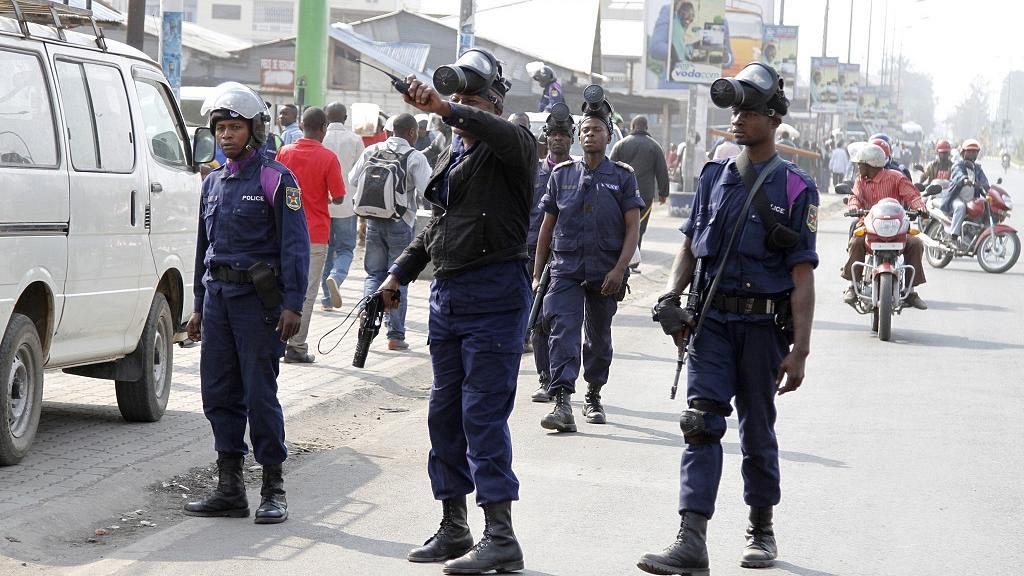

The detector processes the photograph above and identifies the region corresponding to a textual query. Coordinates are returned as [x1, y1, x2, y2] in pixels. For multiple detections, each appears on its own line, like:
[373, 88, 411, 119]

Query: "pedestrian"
[184, 82, 310, 524]
[639, 63, 818, 574]
[276, 107, 347, 364]
[348, 113, 431, 351]
[712, 138, 741, 160]
[610, 115, 670, 253]
[527, 105, 575, 403]
[535, 94, 643, 432]
[320, 102, 365, 312]
[277, 104, 301, 146]
[378, 49, 534, 573]
[414, 117, 432, 150]
[829, 139, 850, 191]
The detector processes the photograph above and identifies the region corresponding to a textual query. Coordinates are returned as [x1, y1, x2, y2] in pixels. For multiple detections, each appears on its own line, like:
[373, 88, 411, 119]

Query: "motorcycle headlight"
[1004, 194, 1014, 209]
[872, 218, 902, 238]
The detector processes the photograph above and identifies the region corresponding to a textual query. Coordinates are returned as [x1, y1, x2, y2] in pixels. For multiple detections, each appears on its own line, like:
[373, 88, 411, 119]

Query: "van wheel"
[116, 294, 172, 422]
[0, 314, 44, 465]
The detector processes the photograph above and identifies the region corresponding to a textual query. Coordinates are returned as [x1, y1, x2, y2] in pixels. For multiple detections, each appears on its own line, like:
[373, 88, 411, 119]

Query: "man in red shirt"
[842, 142, 928, 310]
[277, 107, 346, 363]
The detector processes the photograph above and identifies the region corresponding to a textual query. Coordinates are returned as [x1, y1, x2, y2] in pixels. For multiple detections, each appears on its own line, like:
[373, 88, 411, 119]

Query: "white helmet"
[201, 82, 270, 143]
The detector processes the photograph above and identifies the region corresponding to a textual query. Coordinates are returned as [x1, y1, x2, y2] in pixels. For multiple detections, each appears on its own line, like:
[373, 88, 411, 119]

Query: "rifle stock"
[527, 262, 551, 337]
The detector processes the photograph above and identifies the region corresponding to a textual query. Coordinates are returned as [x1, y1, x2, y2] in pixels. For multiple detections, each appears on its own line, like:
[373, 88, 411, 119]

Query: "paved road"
[2, 167, 1022, 575]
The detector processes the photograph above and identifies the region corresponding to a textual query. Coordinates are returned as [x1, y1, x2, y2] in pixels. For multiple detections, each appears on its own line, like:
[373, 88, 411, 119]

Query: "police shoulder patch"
[551, 89, 559, 97]
[806, 204, 818, 233]
[613, 160, 634, 173]
[285, 187, 302, 211]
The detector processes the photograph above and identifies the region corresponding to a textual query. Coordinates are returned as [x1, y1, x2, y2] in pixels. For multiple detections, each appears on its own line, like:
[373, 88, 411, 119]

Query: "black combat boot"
[183, 454, 249, 518]
[583, 382, 606, 424]
[540, 390, 576, 433]
[637, 511, 710, 576]
[740, 506, 777, 568]
[443, 501, 524, 574]
[254, 464, 288, 524]
[531, 373, 551, 403]
[408, 496, 474, 563]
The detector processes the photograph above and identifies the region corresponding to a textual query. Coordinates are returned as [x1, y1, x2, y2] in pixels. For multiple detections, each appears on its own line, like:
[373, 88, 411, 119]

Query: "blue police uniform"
[539, 81, 565, 113]
[540, 158, 645, 395]
[528, 157, 558, 383]
[678, 155, 818, 519]
[194, 146, 310, 466]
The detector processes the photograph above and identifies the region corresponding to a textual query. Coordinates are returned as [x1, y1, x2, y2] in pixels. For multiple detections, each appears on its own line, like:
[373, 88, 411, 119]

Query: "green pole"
[295, 0, 328, 108]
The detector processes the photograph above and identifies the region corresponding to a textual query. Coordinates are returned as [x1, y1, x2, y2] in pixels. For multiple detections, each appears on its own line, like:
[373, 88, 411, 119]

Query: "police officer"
[534, 93, 643, 432]
[532, 63, 565, 113]
[638, 63, 818, 574]
[529, 104, 575, 404]
[184, 82, 310, 525]
[378, 49, 535, 573]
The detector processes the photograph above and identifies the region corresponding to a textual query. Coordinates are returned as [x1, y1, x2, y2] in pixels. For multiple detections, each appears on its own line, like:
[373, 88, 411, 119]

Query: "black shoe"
[540, 390, 576, 433]
[283, 349, 315, 364]
[583, 383, 606, 424]
[183, 454, 250, 518]
[740, 506, 777, 568]
[530, 375, 551, 403]
[637, 511, 710, 575]
[443, 501, 524, 574]
[408, 496, 474, 563]
[904, 291, 928, 310]
[254, 464, 288, 524]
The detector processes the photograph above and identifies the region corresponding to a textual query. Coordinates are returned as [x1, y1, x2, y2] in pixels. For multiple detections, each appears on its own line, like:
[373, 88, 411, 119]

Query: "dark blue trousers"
[426, 262, 530, 506]
[200, 287, 288, 465]
[543, 277, 618, 395]
[678, 317, 789, 518]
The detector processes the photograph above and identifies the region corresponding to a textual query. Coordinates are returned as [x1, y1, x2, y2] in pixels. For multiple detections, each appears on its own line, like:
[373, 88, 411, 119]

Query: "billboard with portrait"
[809, 56, 839, 113]
[838, 63, 861, 113]
[762, 25, 798, 89]
[643, 0, 729, 92]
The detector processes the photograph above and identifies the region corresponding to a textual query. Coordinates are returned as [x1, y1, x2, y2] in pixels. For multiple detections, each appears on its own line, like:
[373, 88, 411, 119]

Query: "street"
[1, 167, 1023, 576]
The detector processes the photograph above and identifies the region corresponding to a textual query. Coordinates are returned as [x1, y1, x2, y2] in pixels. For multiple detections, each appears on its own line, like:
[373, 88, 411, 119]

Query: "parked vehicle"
[924, 178, 1019, 274]
[0, 1, 215, 464]
[844, 199, 923, 342]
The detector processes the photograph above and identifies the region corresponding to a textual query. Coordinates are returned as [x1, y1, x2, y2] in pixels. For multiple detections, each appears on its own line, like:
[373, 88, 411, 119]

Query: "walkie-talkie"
[355, 59, 411, 94]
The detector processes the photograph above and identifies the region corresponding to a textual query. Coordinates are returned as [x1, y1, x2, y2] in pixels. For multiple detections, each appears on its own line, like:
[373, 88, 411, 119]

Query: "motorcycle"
[844, 199, 922, 342]
[923, 177, 1020, 273]
[1002, 154, 1011, 173]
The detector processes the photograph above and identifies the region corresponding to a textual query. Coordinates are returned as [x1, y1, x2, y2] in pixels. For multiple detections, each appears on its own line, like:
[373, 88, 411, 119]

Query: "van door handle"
[131, 190, 137, 226]
[151, 182, 163, 193]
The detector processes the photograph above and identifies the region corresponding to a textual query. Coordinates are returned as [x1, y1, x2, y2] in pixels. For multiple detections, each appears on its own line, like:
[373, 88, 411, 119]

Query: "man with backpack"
[348, 113, 431, 350]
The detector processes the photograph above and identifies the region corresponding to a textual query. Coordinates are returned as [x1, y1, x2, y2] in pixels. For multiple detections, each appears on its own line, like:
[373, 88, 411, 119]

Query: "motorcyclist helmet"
[869, 133, 891, 146]
[201, 81, 270, 144]
[935, 139, 952, 153]
[870, 137, 892, 159]
[960, 139, 982, 153]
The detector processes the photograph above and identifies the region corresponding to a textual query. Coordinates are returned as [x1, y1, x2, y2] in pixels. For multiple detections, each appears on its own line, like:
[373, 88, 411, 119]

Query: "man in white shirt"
[319, 102, 366, 311]
[348, 113, 431, 350]
[829, 140, 850, 191]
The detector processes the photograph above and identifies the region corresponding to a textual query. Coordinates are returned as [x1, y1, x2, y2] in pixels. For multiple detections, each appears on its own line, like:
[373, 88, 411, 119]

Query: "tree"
[949, 76, 991, 145]
[899, 65, 935, 137]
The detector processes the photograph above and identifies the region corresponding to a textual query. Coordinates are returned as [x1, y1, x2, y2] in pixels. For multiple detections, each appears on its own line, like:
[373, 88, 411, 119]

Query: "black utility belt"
[710, 294, 782, 315]
[211, 265, 278, 284]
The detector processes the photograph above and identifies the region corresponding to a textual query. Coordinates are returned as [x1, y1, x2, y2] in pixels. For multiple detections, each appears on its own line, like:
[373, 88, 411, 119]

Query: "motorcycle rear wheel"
[977, 231, 1021, 273]
[925, 221, 953, 268]
[877, 274, 893, 342]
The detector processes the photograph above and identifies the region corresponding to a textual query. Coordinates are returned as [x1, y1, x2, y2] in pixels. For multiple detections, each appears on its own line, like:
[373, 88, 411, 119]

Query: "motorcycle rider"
[870, 133, 912, 180]
[942, 139, 990, 245]
[1001, 148, 1012, 171]
[918, 139, 954, 185]
[842, 142, 928, 310]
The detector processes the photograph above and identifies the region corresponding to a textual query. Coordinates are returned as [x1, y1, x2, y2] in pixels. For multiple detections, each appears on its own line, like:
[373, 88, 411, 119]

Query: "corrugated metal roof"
[65, 0, 122, 23]
[0, 0, 123, 24]
[143, 15, 249, 59]
[329, 23, 432, 83]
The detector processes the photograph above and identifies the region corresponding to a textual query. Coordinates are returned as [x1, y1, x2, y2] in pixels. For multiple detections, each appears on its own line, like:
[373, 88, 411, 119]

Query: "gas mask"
[543, 102, 575, 141]
[710, 63, 789, 117]
[579, 84, 614, 134]
[433, 48, 510, 105]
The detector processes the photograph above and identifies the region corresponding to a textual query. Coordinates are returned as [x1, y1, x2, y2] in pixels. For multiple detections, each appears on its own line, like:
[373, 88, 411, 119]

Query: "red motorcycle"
[924, 178, 1020, 273]
[845, 198, 922, 342]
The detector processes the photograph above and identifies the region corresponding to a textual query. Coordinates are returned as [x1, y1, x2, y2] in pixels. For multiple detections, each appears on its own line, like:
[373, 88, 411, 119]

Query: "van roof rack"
[0, 0, 107, 51]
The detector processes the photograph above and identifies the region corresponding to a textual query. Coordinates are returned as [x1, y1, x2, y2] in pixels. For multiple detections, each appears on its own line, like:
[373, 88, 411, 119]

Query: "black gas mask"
[710, 63, 789, 117]
[433, 48, 510, 106]
[579, 84, 614, 135]
[543, 102, 575, 141]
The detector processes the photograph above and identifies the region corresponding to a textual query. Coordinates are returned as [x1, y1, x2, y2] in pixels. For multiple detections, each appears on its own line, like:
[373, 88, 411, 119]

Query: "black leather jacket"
[394, 102, 537, 280]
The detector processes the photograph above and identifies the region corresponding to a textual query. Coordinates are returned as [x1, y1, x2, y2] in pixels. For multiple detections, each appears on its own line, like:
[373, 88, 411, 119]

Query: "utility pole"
[880, 2, 888, 87]
[458, 0, 476, 57]
[126, 0, 145, 50]
[864, 0, 872, 85]
[160, 0, 182, 99]
[847, 0, 854, 63]
[779, 0, 785, 25]
[295, 0, 328, 108]
[822, 0, 830, 57]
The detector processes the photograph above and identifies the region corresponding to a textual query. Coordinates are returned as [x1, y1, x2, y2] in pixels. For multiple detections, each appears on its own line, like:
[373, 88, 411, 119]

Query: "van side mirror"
[192, 127, 216, 168]
[914, 182, 926, 192]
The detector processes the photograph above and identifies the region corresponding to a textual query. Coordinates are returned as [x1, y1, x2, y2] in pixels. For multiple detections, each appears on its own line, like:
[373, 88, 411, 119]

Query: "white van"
[0, 1, 214, 464]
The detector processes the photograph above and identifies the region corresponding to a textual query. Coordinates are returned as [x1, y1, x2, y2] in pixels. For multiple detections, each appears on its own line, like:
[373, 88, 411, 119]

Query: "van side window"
[134, 80, 188, 168]
[55, 60, 135, 173]
[0, 49, 59, 167]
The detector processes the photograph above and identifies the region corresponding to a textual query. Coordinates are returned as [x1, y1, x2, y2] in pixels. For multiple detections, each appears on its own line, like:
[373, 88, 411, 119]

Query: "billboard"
[809, 56, 839, 113]
[838, 63, 861, 113]
[762, 25, 798, 89]
[643, 0, 729, 91]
